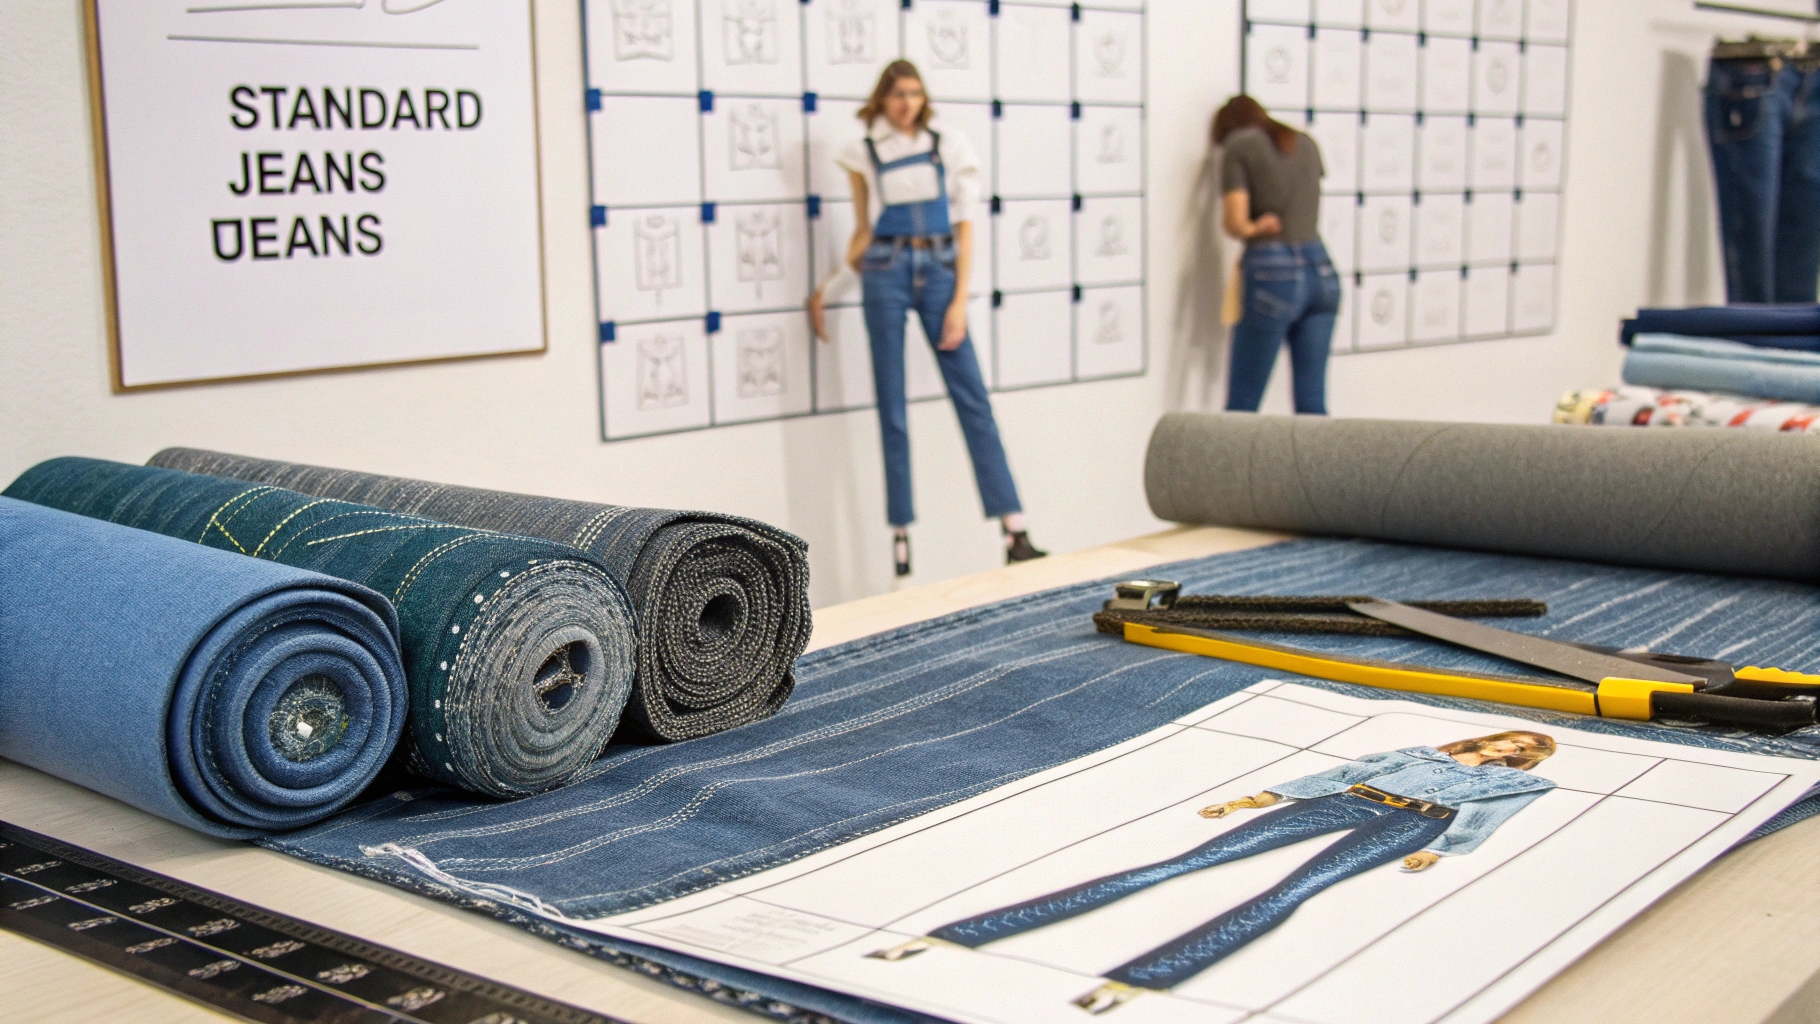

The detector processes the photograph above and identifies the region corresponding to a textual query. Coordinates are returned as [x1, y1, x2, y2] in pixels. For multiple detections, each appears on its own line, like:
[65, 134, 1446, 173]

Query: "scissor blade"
[1346, 599, 1705, 686]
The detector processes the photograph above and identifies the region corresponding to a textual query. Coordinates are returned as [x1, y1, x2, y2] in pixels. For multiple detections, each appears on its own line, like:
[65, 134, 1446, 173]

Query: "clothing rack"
[1695, 1, 1820, 24]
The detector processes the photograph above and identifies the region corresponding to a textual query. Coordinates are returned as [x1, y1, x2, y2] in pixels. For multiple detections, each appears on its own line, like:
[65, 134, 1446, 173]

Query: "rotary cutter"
[1104, 580, 1820, 730]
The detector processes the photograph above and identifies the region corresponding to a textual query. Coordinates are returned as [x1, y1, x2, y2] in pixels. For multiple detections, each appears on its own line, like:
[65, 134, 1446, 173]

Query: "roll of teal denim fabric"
[4, 459, 636, 799]
[0, 497, 407, 837]
[146, 449, 809, 742]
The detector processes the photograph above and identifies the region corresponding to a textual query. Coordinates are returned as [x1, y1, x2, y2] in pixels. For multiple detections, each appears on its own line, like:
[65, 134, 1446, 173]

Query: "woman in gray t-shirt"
[1214, 95, 1341, 414]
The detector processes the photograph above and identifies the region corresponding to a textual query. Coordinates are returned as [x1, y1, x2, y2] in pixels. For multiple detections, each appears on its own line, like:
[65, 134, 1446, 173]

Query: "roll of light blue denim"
[1226, 240, 1340, 414]
[0, 497, 407, 838]
[859, 237, 1020, 527]
[1623, 304, 1820, 349]
[1623, 337, 1820, 404]
[1706, 56, 1820, 303]
[145, 449, 805, 742]
[4, 459, 636, 799]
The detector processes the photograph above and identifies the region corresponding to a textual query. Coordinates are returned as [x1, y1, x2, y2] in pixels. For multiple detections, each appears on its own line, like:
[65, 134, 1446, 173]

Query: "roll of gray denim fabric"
[1143, 413, 1820, 579]
[147, 449, 809, 741]
[0, 497, 407, 837]
[5, 459, 636, 798]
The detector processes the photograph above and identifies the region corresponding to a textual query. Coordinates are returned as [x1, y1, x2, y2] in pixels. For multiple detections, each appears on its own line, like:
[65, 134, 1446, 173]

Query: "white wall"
[0, 0, 1768, 608]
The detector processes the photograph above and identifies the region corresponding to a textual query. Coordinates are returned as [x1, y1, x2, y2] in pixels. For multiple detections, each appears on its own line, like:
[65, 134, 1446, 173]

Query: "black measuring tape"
[0, 820, 623, 1024]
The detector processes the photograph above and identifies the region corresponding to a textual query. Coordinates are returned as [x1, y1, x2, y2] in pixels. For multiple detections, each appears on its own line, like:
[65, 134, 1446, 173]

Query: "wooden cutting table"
[4, 525, 1818, 1024]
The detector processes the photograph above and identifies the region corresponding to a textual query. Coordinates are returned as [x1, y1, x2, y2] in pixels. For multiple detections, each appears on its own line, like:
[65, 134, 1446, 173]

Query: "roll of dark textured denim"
[4, 460, 637, 799]
[0, 497, 407, 838]
[146, 449, 809, 741]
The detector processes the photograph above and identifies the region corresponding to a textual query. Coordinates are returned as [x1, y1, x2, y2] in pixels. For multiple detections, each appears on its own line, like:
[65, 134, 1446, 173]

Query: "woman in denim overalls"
[809, 61, 1044, 578]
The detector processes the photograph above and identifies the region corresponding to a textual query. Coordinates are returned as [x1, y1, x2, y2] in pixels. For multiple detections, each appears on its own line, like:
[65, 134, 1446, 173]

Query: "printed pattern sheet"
[1242, 0, 1570, 352]
[584, 0, 1147, 439]
[563, 681, 1819, 1024]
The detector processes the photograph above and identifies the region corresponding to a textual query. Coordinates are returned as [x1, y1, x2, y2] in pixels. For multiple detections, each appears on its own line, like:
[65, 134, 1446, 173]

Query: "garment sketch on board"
[805, 60, 1044, 578]
[1214, 94, 1339, 416]
[868, 731, 1558, 1014]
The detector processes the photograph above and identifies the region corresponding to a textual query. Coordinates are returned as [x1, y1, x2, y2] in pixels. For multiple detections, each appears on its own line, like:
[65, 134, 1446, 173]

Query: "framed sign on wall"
[86, 0, 546, 391]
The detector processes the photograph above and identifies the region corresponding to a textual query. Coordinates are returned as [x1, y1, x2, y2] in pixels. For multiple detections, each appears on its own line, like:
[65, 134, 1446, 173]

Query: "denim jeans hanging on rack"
[1706, 55, 1820, 303]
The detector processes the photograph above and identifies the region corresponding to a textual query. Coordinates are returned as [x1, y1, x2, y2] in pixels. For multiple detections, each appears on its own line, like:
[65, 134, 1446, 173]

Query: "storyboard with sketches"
[584, 0, 1148, 439]
[558, 680, 1820, 1024]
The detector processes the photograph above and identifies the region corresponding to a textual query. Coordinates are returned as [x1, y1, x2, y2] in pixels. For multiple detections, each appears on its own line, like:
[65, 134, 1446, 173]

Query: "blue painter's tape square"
[1072, 195, 1083, 211]
[990, 196, 1002, 215]
[1072, 3, 1081, 22]
[992, 290, 1003, 308]
[807, 195, 822, 218]
[586, 88, 601, 112]
[706, 311, 722, 333]
[701, 202, 717, 223]
[699, 90, 714, 112]
[992, 99, 1003, 118]
[591, 205, 607, 227]
[1071, 102, 1082, 120]
[1072, 284, 1082, 302]
[989, 0, 1000, 14]
[803, 92, 818, 112]
[600, 321, 616, 343]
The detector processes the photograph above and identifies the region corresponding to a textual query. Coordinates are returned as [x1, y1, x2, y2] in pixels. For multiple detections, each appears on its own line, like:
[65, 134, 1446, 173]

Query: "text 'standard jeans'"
[1707, 56, 1820, 303]
[930, 794, 1449, 989]
[860, 237, 1021, 527]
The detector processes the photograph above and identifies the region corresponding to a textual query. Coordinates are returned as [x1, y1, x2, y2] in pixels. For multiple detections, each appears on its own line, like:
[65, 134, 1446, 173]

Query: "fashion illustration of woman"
[807, 60, 1044, 578]
[869, 731, 1558, 1013]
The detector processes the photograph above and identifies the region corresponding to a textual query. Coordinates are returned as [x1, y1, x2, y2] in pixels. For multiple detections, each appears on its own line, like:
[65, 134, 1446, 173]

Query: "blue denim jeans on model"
[1227, 240, 1341, 414]
[860, 237, 1021, 527]
[932, 794, 1449, 989]
[1706, 57, 1820, 303]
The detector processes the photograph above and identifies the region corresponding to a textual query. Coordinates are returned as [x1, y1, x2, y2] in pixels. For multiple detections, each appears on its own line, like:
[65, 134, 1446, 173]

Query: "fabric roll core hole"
[534, 641, 590, 713]
[268, 675, 349, 762]
[698, 593, 741, 641]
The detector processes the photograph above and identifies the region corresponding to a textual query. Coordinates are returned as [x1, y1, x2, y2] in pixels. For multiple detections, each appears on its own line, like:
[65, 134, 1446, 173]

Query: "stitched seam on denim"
[250, 499, 333, 556]
[382, 639, 1112, 848]
[411, 645, 1172, 871]
[200, 486, 281, 550]
[395, 534, 501, 606]
[303, 524, 469, 547]
[267, 509, 420, 561]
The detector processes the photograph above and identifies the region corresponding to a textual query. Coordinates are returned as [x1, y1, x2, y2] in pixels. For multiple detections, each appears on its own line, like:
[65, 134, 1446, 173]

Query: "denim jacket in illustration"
[1265, 746, 1557, 857]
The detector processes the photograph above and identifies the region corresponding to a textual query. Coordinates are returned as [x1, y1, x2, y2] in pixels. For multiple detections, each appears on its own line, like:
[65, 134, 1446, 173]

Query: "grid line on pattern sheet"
[1240, 0, 1572, 356]
[583, 0, 1148, 440]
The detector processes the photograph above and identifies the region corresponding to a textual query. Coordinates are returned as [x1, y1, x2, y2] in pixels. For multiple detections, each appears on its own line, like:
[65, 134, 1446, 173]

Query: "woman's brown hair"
[1212, 94, 1298, 154]
[858, 60, 934, 129]
[1438, 731, 1557, 771]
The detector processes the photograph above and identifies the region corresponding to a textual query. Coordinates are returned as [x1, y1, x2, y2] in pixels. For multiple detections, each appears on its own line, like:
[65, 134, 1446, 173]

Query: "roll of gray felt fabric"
[1143, 413, 1820, 580]
[148, 449, 810, 741]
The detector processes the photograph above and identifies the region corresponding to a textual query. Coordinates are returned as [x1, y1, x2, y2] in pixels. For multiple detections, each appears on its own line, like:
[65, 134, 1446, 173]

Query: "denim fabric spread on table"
[1706, 56, 1820, 303]
[1623, 332, 1820, 403]
[146, 448, 809, 743]
[253, 539, 1820, 1024]
[929, 748, 1553, 988]
[0, 498, 407, 838]
[860, 236, 1020, 526]
[1622, 304, 1820, 350]
[3, 459, 637, 800]
[1226, 240, 1340, 414]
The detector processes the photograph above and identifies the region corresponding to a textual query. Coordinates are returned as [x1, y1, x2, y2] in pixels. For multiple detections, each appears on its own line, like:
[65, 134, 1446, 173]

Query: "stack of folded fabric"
[1621, 304, 1820, 403]
[1555, 385, 1820, 431]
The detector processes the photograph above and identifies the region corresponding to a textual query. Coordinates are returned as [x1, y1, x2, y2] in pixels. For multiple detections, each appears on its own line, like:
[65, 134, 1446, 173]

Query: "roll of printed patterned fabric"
[0, 497, 407, 837]
[4, 459, 637, 799]
[147, 448, 809, 742]
[1555, 386, 1820, 432]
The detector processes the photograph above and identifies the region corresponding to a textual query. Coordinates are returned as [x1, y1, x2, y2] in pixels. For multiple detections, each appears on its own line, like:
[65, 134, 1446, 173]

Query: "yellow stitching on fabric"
[200, 486, 278, 551]
[270, 509, 408, 560]
[304, 524, 465, 546]
[395, 533, 494, 605]
[253, 499, 332, 557]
